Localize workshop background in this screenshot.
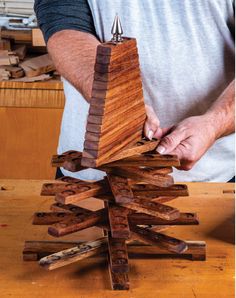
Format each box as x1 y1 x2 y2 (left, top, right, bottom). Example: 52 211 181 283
0 0 63 180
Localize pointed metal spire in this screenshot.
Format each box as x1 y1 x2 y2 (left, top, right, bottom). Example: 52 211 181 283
111 14 123 43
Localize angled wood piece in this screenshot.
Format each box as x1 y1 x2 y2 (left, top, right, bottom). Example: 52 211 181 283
132 184 189 197
50 202 91 214
103 139 160 163
108 166 174 187
130 225 188 254
57 176 84 183
81 38 146 168
128 240 206 261
151 196 178 203
20 54 55 78
108 233 129 273
124 197 180 220
23 240 84 261
108 204 130 239
51 151 84 172
48 208 107 237
49 203 111 230
41 181 89 196
32 212 82 225
55 180 108 204
103 153 180 168
82 130 142 167
107 174 134 204
39 237 108 270
0 50 19 66
0 65 24 78
129 212 199 226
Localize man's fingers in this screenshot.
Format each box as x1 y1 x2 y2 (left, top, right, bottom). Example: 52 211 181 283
170 142 198 171
144 104 160 140
156 129 186 154
153 127 163 139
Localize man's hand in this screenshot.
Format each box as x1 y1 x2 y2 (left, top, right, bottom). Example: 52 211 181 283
156 115 217 170
156 80 235 170
144 104 163 140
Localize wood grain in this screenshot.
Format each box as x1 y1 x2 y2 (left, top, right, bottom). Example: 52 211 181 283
0 107 63 179
108 233 129 273
20 54 55 78
107 174 134 204
103 153 180 168
108 204 130 239
132 184 189 197
39 237 107 270
130 225 188 254
55 180 108 204
82 38 146 167
48 208 107 237
124 197 180 220
51 151 85 172
108 166 174 187
129 212 199 226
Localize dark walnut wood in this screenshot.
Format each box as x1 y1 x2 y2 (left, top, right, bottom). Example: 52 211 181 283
39 238 108 270
81 38 147 168
107 174 134 204
51 150 84 172
108 233 129 273
130 225 188 254
108 204 130 239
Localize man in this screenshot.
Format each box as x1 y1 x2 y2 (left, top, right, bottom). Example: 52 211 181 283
35 0 235 182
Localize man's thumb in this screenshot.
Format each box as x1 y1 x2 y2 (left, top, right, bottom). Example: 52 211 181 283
156 130 183 154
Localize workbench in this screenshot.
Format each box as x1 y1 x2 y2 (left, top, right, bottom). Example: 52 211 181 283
0 179 234 297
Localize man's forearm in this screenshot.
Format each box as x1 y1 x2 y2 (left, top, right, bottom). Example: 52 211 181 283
205 79 235 139
47 30 100 101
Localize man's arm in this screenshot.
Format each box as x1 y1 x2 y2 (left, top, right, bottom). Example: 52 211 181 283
34 0 99 100
47 30 100 101
154 80 235 170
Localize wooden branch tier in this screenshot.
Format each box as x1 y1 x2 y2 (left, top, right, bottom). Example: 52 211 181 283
23 35 206 290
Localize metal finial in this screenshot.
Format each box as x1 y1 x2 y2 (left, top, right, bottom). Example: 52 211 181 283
111 14 123 42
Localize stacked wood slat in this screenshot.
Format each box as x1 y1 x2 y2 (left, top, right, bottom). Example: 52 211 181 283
0 1 34 16
0 26 57 82
82 38 146 168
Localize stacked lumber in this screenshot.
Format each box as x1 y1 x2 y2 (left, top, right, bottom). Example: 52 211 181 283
82 38 146 168
0 50 19 65
0 25 57 82
20 54 55 77
0 28 32 44
0 67 10 80
0 45 55 81
0 1 34 17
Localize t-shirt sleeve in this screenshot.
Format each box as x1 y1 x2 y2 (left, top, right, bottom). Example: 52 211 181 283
34 0 97 44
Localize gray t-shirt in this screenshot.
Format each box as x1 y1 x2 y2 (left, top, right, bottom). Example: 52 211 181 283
59 0 235 181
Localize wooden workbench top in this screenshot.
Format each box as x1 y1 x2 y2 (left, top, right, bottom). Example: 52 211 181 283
0 179 234 297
